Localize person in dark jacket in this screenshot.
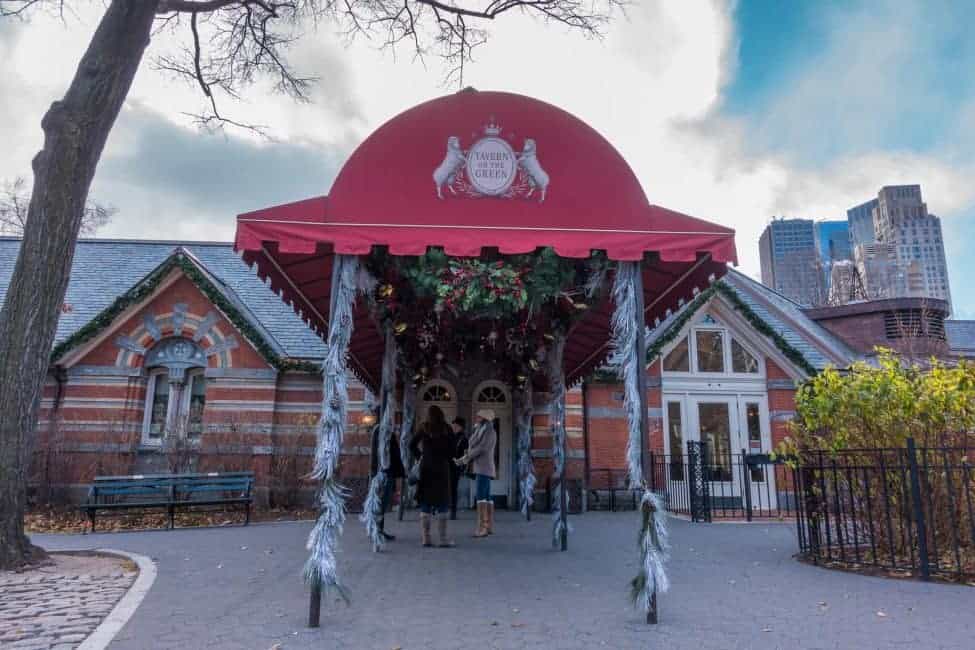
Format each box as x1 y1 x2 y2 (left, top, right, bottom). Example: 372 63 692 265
448 417 469 520
370 418 405 542
409 405 455 547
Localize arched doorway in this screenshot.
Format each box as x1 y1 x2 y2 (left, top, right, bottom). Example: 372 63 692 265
472 380 513 503
418 379 457 424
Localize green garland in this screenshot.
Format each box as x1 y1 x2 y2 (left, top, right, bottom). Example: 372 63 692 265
588 278 819 382
51 253 319 373
645 287 717 364
712 282 818 376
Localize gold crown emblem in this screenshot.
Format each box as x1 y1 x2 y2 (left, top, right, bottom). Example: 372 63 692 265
483 121 502 136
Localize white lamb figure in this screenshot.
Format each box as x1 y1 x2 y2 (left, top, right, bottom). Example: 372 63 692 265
433 136 466 199
518 139 549 202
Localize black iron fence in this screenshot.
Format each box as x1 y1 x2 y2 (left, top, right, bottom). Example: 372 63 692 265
646 446 798 521
587 446 798 520
794 439 975 581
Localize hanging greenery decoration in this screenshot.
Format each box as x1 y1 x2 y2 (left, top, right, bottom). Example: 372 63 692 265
365 247 607 386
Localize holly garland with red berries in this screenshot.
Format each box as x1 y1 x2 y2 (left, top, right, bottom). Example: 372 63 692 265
365 247 608 385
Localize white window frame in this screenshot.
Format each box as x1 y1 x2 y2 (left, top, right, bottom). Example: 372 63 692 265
142 369 176 446
661 316 766 380
143 368 208 445
180 369 207 438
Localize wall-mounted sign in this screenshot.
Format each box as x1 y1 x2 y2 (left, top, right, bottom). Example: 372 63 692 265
433 121 549 202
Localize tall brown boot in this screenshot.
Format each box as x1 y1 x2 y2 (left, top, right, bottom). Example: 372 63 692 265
486 501 495 535
420 512 433 547
437 514 455 548
472 501 489 538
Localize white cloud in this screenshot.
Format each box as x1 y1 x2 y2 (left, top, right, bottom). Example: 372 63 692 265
1 0 973 313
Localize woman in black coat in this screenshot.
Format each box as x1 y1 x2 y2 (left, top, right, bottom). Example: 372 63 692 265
409 405 454 547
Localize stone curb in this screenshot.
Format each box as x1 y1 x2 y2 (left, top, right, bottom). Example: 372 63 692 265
77 549 157 650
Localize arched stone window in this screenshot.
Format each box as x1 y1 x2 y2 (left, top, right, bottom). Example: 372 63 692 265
475 384 507 404
141 338 207 445
418 380 457 423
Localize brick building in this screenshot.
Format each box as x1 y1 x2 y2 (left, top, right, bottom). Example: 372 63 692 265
4 236 871 513
8 90 971 519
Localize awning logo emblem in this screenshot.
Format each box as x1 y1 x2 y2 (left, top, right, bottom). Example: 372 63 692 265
433 121 549 202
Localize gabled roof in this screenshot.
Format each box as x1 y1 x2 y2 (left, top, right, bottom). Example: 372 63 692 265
720 270 859 369
0 237 327 364
644 268 859 375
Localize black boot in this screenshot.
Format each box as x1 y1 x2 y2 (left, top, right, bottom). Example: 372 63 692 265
379 517 395 541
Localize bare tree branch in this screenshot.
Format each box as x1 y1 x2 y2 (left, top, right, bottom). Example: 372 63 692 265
145 0 622 132
0 177 114 237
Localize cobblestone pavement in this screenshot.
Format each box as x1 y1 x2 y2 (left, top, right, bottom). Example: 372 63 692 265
0 553 136 649
33 511 975 649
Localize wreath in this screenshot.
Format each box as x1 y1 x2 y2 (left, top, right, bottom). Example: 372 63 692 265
365 247 608 384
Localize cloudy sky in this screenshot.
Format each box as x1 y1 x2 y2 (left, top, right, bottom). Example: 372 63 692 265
1 1 974 316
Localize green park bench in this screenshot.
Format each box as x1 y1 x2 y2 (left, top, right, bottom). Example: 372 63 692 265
81 471 254 532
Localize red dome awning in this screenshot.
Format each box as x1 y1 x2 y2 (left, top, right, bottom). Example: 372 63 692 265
234 90 736 389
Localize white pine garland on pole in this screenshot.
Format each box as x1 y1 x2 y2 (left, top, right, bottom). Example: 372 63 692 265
360 323 397 551
516 380 536 517
304 253 359 602
611 261 670 616
610 261 644 487
549 333 568 548
397 379 417 515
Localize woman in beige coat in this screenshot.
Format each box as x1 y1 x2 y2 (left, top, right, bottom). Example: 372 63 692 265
455 409 497 538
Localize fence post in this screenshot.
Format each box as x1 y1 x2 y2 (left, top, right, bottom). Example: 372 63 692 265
648 451 656 491
741 449 753 522
905 437 931 581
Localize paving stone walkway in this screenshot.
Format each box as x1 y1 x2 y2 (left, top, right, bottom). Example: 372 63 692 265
0 553 136 650
31 511 975 649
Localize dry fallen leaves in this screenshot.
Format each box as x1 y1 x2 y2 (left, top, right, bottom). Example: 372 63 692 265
24 506 317 534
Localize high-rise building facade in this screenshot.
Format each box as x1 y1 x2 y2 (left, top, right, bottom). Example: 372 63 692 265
847 198 878 249
815 220 853 264
854 242 899 300
814 220 853 295
759 218 824 306
866 185 951 307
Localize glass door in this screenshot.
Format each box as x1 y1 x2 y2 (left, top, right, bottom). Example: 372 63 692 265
689 396 739 509
737 398 777 510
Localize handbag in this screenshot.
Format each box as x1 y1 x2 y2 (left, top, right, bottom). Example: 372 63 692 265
407 458 422 486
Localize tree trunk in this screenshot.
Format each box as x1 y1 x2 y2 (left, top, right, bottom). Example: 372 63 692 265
0 0 158 570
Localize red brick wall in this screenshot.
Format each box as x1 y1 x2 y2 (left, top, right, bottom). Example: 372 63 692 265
766 359 797 447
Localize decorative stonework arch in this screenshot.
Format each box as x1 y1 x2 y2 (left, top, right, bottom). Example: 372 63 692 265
114 308 238 371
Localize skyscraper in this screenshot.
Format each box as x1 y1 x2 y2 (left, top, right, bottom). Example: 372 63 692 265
864 185 952 308
815 220 852 264
759 218 824 306
814 220 852 295
847 198 878 249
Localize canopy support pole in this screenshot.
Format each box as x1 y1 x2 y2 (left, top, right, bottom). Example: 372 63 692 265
361 322 398 551
611 261 669 625
633 266 650 485
397 379 417 521
306 253 359 628
549 333 568 551
516 379 536 520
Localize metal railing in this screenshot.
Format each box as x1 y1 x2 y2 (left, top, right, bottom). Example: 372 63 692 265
646 447 798 521
794 439 975 581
